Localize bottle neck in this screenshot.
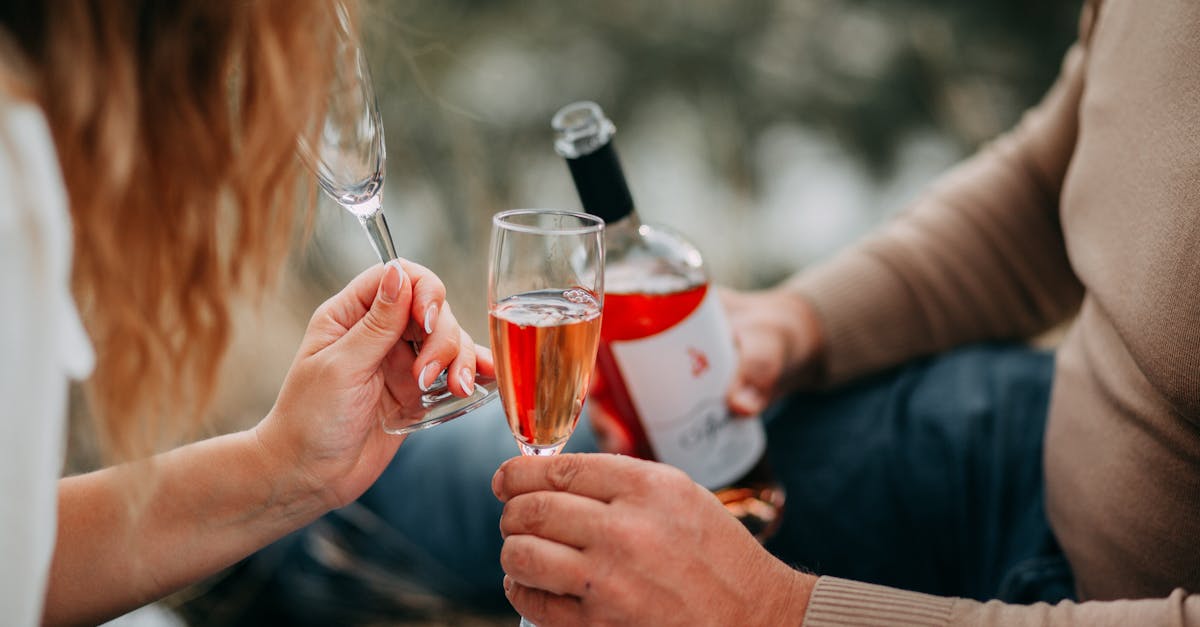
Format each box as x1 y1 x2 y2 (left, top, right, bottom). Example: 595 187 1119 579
564 141 635 224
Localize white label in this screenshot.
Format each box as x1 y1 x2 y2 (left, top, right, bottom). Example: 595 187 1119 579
608 289 766 489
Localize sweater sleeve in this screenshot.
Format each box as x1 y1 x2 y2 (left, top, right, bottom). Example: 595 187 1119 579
790 2 1099 386
803 577 1200 627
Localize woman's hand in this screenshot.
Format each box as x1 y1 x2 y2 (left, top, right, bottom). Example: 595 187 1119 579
254 260 495 510
493 453 814 626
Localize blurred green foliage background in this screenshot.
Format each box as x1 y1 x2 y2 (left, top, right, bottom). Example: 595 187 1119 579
308 0 1079 326
198 0 1082 449
72 0 1083 475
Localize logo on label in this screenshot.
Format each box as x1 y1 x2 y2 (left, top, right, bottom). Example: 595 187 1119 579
688 347 710 378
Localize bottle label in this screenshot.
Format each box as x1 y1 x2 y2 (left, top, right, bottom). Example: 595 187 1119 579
608 289 766 489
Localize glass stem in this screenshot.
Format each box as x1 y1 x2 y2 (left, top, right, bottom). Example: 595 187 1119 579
359 210 399 263
358 208 455 397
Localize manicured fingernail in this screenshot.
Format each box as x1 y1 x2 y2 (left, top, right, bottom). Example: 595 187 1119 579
503 575 513 592
424 305 437 335
380 261 403 303
459 368 475 395
419 361 441 391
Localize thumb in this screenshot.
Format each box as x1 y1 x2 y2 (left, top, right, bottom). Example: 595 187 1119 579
338 260 413 367
728 373 767 417
726 321 769 417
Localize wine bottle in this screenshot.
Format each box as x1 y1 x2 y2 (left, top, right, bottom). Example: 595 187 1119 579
552 101 785 539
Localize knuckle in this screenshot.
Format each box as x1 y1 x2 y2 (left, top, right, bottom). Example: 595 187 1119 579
309 301 335 329
623 472 649 496
547 455 583 491
520 493 551 533
360 309 391 338
626 462 691 500
420 271 446 293
602 514 641 546
659 464 692 489
625 464 657 492
522 585 549 620
414 275 446 299
500 538 535 575
505 494 549 535
649 462 689 489
441 331 462 354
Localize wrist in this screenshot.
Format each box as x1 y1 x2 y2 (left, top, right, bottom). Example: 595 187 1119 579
767 568 817 626
248 418 332 522
758 559 816 624
766 285 825 387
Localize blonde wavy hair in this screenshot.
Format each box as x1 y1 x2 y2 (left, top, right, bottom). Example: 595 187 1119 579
0 1 351 463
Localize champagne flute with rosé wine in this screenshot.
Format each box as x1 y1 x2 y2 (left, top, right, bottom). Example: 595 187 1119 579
488 210 605 457
488 209 605 627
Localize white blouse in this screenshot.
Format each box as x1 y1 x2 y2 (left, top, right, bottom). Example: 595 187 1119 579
0 94 95 625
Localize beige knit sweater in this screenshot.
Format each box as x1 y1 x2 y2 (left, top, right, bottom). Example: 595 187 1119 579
792 0 1200 623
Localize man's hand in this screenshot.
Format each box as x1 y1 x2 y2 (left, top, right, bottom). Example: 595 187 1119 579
722 286 824 416
588 286 824 455
493 453 815 626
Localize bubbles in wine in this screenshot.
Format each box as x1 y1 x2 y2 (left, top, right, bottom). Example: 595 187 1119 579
563 287 594 304
493 289 601 327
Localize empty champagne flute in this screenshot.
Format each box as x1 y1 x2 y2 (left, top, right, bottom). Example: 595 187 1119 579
298 3 497 434
488 210 605 626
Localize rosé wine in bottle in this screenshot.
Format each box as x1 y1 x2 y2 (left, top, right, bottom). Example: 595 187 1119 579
552 101 784 539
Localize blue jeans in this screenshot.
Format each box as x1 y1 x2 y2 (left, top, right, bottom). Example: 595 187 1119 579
191 345 1071 624
761 344 1072 603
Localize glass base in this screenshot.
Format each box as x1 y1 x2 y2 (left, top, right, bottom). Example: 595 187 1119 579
516 440 567 457
381 374 499 435
716 481 786 542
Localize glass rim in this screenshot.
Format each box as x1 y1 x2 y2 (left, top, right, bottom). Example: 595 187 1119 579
492 209 605 236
